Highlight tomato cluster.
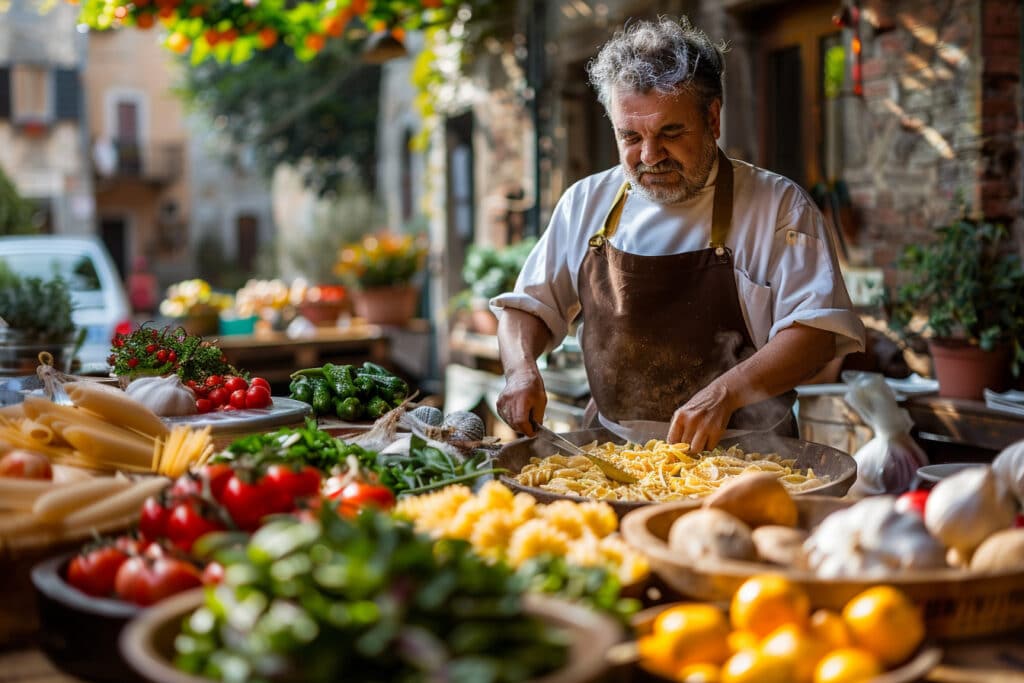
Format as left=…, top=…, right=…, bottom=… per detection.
left=66, top=537, right=204, bottom=606
left=186, top=375, right=272, bottom=413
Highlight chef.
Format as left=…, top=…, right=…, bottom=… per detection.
left=492, top=16, right=865, bottom=452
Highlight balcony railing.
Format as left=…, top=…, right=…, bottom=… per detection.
left=100, top=139, right=185, bottom=184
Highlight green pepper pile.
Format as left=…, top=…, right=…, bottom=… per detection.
left=289, top=361, right=409, bottom=421
left=174, top=509, right=569, bottom=683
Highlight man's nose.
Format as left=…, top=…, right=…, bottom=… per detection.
left=640, top=137, right=666, bottom=166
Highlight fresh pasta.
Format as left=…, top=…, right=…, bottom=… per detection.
left=514, top=440, right=826, bottom=502
left=64, top=381, right=169, bottom=438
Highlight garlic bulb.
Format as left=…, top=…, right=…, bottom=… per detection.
left=992, top=440, right=1024, bottom=506
left=125, top=374, right=197, bottom=417
left=803, top=496, right=946, bottom=578
left=924, top=465, right=1016, bottom=556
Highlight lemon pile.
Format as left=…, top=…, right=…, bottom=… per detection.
left=638, top=574, right=925, bottom=683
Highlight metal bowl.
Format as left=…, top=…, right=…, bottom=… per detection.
left=496, top=427, right=855, bottom=517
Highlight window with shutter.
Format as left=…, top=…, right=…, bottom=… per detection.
left=12, top=64, right=52, bottom=124
left=0, top=68, right=10, bottom=119
left=54, top=68, right=80, bottom=121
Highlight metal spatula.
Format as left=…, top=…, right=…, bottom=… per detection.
left=531, top=419, right=638, bottom=484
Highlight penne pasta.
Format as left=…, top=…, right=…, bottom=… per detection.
left=64, top=381, right=169, bottom=438
left=61, top=476, right=170, bottom=531
left=20, top=419, right=54, bottom=444
left=32, top=476, right=132, bottom=522
left=0, top=477, right=64, bottom=512
left=61, top=424, right=156, bottom=469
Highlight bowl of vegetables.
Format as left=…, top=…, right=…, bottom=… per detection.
left=120, top=509, right=623, bottom=683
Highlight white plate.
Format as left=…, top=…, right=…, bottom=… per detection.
left=162, top=396, right=312, bottom=433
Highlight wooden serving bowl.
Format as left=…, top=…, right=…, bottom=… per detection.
left=621, top=498, right=1024, bottom=639
left=496, top=428, right=856, bottom=517
left=121, top=588, right=623, bottom=683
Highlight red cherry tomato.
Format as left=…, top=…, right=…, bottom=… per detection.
left=224, top=376, right=248, bottom=393
left=195, top=398, right=214, bottom=414
left=165, top=501, right=226, bottom=553
left=265, top=464, right=322, bottom=502
left=250, top=377, right=270, bottom=391
left=114, top=555, right=202, bottom=606
left=0, top=449, right=53, bottom=479
left=169, top=472, right=202, bottom=500
left=326, top=479, right=395, bottom=516
left=204, top=375, right=223, bottom=388
left=208, top=387, right=230, bottom=407
left=896, top=489, right=930, bottom=517
left=220, top=475, right=290, bottom=531
left=229, top=389, right=248, bottom=410
left=66, top=546, right=130, bottom=597
left=200, top=463, right=235, bottom=501
left=139, top=496, right=171, bottom=541
left=245, top=384, right=272, bottom=409
left=201, top=561, right=225, bottom=585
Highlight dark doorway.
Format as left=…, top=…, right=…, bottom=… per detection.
left=100, top=216, right=128, bottom=279
left=445, top=113, right=474, bottom=305
left=236, top=213, right=259, bottom=272
left=563, top=60, right=618, bottom=188
left=766, top=46, right=805, bottom=188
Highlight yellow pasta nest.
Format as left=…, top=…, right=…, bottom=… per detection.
left=397, top=482, right=649, bottom=585
left=515, top=440, right=825, bottom=502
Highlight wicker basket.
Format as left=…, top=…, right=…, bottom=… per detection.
left=620, top=497, right=1024, bottom=639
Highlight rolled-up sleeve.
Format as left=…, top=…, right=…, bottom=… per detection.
left=490, top=198, right=582, bottom=353
left=767, top=207, right=866, bottom=359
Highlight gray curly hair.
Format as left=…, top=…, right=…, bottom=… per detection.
left=586, top=16, right=727, bottom=117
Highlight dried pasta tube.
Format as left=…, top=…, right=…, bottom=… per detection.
left=32, top=476, right=132, bottom=522
left=0, top=477, right=61, bottom=511
left=61, top=476, right=170, bottom=531
left=61, top=425, right=156, bottom=469
left=63, top=382, right=169, bottom=438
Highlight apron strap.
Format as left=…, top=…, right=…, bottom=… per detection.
left=710, top=148, right=733, bottom=250
left=589, top=180, right=630, bottom=248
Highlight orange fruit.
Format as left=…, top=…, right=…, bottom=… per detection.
left=729, top=574, right=811, bottom=637
left=813, top=648, right=882, bottom=683
left=304, top=33, right=325, bottom=52
left=842, top=586, right=924, bottom=666
left=637, top=633, right=680, bottom=679
left=727, top=630, right=760, bottom=654
left=258, top=27, right=278, bottom=49
left=759, top=623, right=830, bottom=683
left=676, top=662, right=721, bottom=682
left=720, top=649, right=790, bottom=683
left=809, top=609, right=852, bottom=651
left=648, top=603, right=732, bottom=667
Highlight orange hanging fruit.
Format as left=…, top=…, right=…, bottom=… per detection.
left=842, top=586, right=924, bottom=667
left=813, top=648, right=882, bottom=683
left=258, top=27, right=278, bottom=48
left=729, top=574, right=811, bottom=638
left=305, top=33, right=326, bottom=52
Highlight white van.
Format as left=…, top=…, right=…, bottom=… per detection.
left=0, top=235, right=132, bottom=373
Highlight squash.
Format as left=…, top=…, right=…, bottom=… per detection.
left=124, top=374, right=197, bottom=417
left=703, top=472, right=798, bottom=528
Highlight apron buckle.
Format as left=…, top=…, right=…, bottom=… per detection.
left=589, top=235, right=605, bottom=248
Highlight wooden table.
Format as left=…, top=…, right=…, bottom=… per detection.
left=904, top=396, right=1024, bottom=455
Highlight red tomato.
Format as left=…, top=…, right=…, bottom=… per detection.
left=165, top=501, right=226, bottom=552
left=0, top=450, right=53, bottom=479
left=138, top=496, right=171, bottom=541
left=66, top=546, right=130, bottom=597
left=201, top=561, right=225, bottom=585
left=224, top=376, right=248, bottom=393
left=169, top=472, right=202, bottom=500
left=327, top=480, right=395, bottom=515
left=245, top=384, right=272, bottom=409
left=200, top=463, right=234, bottom=501
left=895, top=489, right=930, bottom=517
left=114, top=556, right=202, bottom=606
left=195, top=398, right=214, bottom=414
left=250, top=377, right=270, bottom=391
left=265, top=464, right=322, bottom=502
left=229, top=389, right=248, bottom=410
left=221, top=475, right=291, bottom=531
left=208, top=387, right=230, bottom=407
left=204, top=375, right=223, bottom=388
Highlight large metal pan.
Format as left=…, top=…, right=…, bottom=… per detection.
left=496, top=427, right=855, bottom=517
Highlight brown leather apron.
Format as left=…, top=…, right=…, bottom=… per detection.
left=578, top=149, right=796, bottom=436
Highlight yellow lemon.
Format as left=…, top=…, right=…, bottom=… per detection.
left=809, top=609, right=853, bottom=651
left=727, top=629, right=760, bottom=654
left=759, top=623, right=830, bottom=683
left=638, top=633, right=681, bottom=680
left=650, top=603, right=732, bottom=667
left=729, top=574, right=811, bottom=637
left=813, top=648, right=882, bottom=683
left=842, top=586, right=924, bottom=666
left=676, top=662, right=721, bottom=683
left=720, top=649, right=791, bottom=683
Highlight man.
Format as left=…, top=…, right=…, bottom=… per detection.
left=492, top=17, right=865, bottom=452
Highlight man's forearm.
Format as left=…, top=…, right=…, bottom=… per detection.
left=713, top=324, right=836, bottom=411
left=497, top=308, right=554, bottom=377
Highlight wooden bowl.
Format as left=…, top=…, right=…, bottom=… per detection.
left=31, top=552, right=144, bottom=683
left=496, top=428, right=856, bottom=517
left=621, top=498, right=1024, bottom=639
left=629, top=603, right=943, bottom=683
left=121, top=588, right=623, bottom=683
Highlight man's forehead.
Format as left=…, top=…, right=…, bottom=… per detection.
left=609, top=88, right=699, bottom=126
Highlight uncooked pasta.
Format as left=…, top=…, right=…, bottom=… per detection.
left=514, top=440, right=825, bottom=502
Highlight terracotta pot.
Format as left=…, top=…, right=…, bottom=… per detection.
left=928, top=338, right=1012, bottom=400
left=351, top=285, right=419, bottom=326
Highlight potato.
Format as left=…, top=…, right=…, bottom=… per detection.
left=668, top=508, right=756, bottom=563
left=970, top=528, right=1024, bottom=572
left=703, top=472, right=798, bottom=528
left=751, top=525, right=809, bottom=566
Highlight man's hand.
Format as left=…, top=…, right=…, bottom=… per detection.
left=496, top=365, right=547, bottom=436
left=667, top=380, right=736, bottom=453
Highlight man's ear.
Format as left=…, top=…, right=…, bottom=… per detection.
left=708, top=98, right=722, bottom=139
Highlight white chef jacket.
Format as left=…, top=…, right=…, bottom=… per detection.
left=491, top=156, right=866, bottom=361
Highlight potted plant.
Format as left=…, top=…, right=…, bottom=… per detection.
left=885, top=211, right=1024, bottom=399
left=158, top=279, right=234, bottom=337
left=453, top=238, right=537, bottom=335
left=0, top=270, right=79, bottom=375
left=333, top=231, right=427, bottom=326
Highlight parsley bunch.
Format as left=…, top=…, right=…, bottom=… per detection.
left=109, top=324, right=238, bottom=383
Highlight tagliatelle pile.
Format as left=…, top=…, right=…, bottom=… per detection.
left=515, top=440, right=826, bottom=502
left=395, top=481, right=649, bottom=585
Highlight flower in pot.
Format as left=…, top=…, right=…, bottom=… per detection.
left=0, top=271, right=79, bottom=375
left=885, top=213, right=1024, bottom=399
left=158, top=279, right=233, bottom=337
left=333, top=231, right=427, bottom=325
left=452, top=238, right=537, bottom=335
